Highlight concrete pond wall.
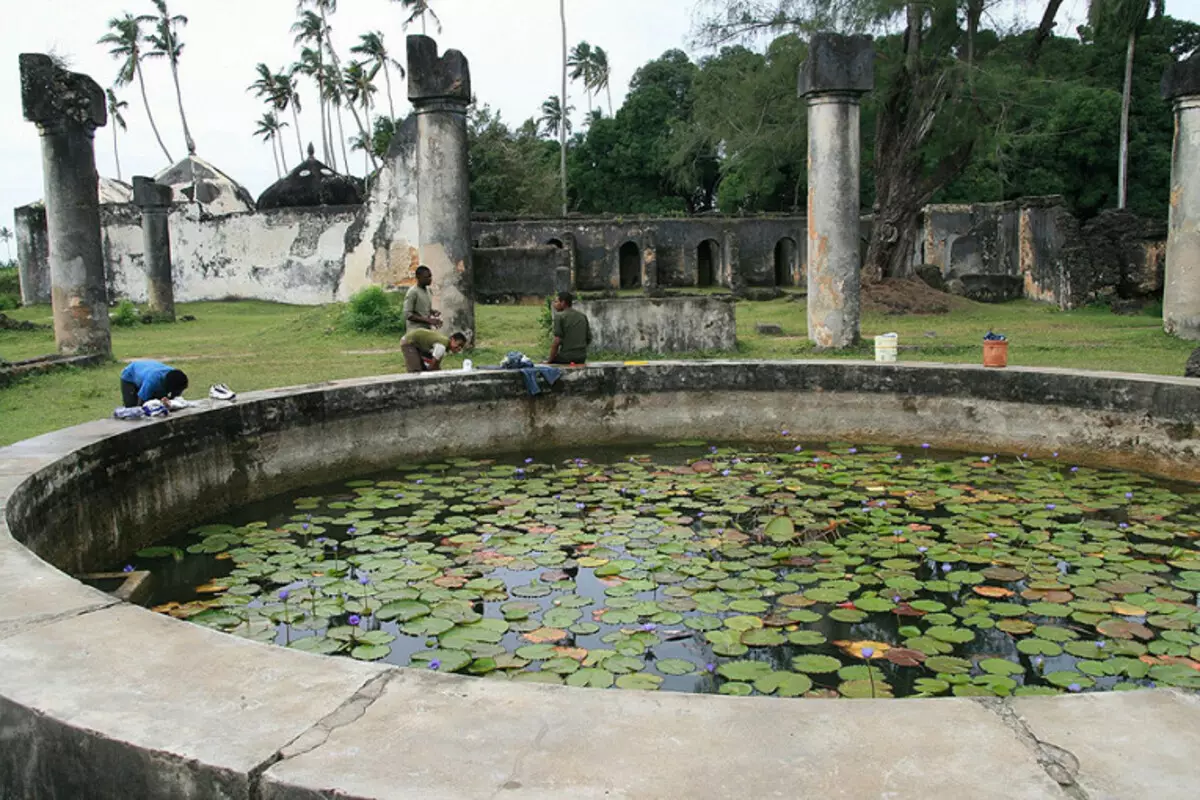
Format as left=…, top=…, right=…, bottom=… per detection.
left=578, top=297, right=737, bottom=353
left=2, top=362, right=1199, bottom=798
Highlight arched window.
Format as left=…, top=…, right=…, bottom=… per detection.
left=697, top=239, right=720, bottom=287
left=619, top=241, right=641, bottom=289
left=774, top=238, right=797, bottom=286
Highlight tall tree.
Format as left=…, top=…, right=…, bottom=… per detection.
left=559, top=0, right=569, bottom=216
left=394, top=0, right=441, bottom=34
left=99, top=14, right=173, bottom=164
left=0, top=227, right=12, bottom=262
left=344, top=61, right=379, bottom=174
left=254, top=111, right=288, bottom=178
left=352, top=31, right=404, bottom=120
left=540, top=95, right=574, bottom=138
left=324, top=63, right=351, bottom=172
left=1089, top=0, right=1159, bottom=209
left=141, top=0, right=196, bottom=155
left=591, top=46, right=613, bottom=115
left=105, top=88, right=130, bottom=182
left=293, top=14, right=331, bottom=163
left=249, top=63, right=304, bottom=162
left=569, top=42, right=595, bottom=112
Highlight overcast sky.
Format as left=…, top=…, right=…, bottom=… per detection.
left=3, top=0, right=1191, bottom=242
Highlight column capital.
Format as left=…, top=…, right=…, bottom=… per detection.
left=20, top=53, right=106, bottom=135
left=798, top=33, right=874, bottom=100
left=407, top=35, right=471, bottom=109
left=132, top=176, right=174, bottom=211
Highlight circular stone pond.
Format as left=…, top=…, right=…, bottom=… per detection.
left=2, top=361, right=1199, bottom=799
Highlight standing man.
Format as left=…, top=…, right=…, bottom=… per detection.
left=548, top=291, right=591, bottom=365
left=400, top=328, right=468, bottom=373
left=404, top=265, right=443, bottom=330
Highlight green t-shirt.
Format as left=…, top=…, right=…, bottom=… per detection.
left=403, top=284, right=434, bottom=329
left=403, top=328, right=450, bottom=355
left=553, top=308, right=591, bottom=362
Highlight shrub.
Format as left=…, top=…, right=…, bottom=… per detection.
left=538, top=295, right=554, bottom=345
left=0, top=265, right=19, bottom=311
left=110, top=299, right=140, bottom=327
left=343, top=286, right=406, bottom=334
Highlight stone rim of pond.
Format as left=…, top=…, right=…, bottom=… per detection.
left=1, top=361, right=1198, bottom=797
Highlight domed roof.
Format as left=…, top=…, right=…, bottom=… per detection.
left=154, top=156, right=255, bottom=216
left=256, top=145, right=365, bottom=211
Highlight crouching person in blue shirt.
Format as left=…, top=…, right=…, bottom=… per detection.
left=120, top=360, right=189, bottom=408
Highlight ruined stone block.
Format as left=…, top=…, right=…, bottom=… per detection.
left=19, top=53, right=105, bottom=131
left=132, top=177, right=173, bottom=210
left=1162, top=51, right=1200, bottom=101
left=798, top=33, right=874, bottom=98
left=407, top=35, right=471, bottom=104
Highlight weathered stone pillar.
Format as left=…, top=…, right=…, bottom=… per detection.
left=14, top=204, right=50, bottom=305
left=19, top=53, right=111, bottom=355
left=1162, top=54, right=1200, bottom=340
left=722, top=230, right=740, bottom=290
left=641, top=232, right=658, bottom=292
left=132, top=176, right=175, bottom=321
left=799, top=34, right=874, bottom=348
left=408, top=36, right=474, bottom=338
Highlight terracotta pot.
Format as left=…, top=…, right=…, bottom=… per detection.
left=983, top=340, right=1008, bottom=368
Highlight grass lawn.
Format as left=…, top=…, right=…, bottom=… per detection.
left=0, top=296, right=1193, bottom=447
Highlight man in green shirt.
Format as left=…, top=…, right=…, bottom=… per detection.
left=404, top=266, right=442, bottom=330
left=401, top=328, right=467, bottom=372
left=548, top=291, right=591, bottom=365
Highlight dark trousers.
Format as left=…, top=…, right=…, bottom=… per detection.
left=120, top=380, right=140, bottom=408
left=401, top=343, right=427, bottom=373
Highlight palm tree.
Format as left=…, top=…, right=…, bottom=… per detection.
left=323, top=63, right=351, bottom=172
left=254, top=112, right=288, bottom=178
left=293, top=14, right=331, bottom=163
left=105, top=88, right=129, bottom=182
left=559, top=0, right=569, bottom=217
left=351, top=31, right=404, bottom=120
left=141, top=0, right=196, bottom=155
left=568, top=42, right=595, bottom=113
left=250, top=64, right=304, bottom=162
left=591, top=46, right=613, bottom=117
left=98, top=14, right=173, bottom=164
left=1089, top=0, right=1160, bottom=209
left=0, top=227, right=13, bottom=263
left=344, top=61, right=379, bottom=173
left=393, top=0, right=441, bottom=35
left=540, top=95, right=573, bottom=139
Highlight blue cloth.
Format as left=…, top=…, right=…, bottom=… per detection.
left=518, top=366, right=562, bottom=396
left=120, top=360, right=176, bottom=403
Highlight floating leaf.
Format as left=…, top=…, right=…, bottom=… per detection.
left=755, top=671, right=813, bottom=697
left=566, top=668, right=614, bottom=688
left=791, top=654, right=842, bottom=673
left=615, top=673, right=663, bottom=691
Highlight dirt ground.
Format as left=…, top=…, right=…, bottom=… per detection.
left=861, top=279, right=973, bottom=315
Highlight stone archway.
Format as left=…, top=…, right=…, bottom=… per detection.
left=619, top=241, right=641, bottom=289
left=547, top=238, right=564, bottom=249
left=697, top=239, right=720, bottom=287
left=775, top=237, right=797, bottom=286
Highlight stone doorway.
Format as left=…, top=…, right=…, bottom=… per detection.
left=619, top=241, right=641, bottom=289
left=697, top=239, right=720, bottom=287
left=774, top=237, right=797, bottom=286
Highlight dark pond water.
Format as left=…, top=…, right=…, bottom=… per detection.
left=120, top=440, right=1200, bottom=698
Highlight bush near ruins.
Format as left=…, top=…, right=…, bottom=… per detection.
left=343, top=286, right=407, bottom=334
left=0, top=265, right=18, bottom=311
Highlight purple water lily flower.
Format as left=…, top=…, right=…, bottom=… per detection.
left=986, top=532, right=998, bottom=540
left=697, top=512, right=705, bottom=518
left=1052, top=452, right=1059, bottom=458
left=1033, top=656, right=1044, bottom=667
left=981, top=456, right=990, bottom=463
left=348, top=614, right=361, bottom=626
left=861, top=647, right=874, bottom=658
left=921, top=443, right=931, bottom=449
left=1119, top=522, right=1129, bottom=529
left=705, top=662, right=716, bottom=673
left=429, top=659, right=441, bottom=670
left=781, top=430, right=790, bottom=436
left=1022, top=452, right=1029, bottom=458
left=516, top=468, right=525, bottom=476
left=812, top=456, right=820, bottom=463
left=524, top=457, right=534, bottom=464
left=640, top=623, right=657, bottom=632
left=347, top=526, right=357, bottom=534
left=415, top=479, right=424, bottom=484
left=123, top=564, right=134, bottom=573
left=721, top=469, right=731, bottom=476
left=359, top=574, right=370, bottom=585
left=917, top=546, right=929, bottom=553
left=848, top=447, right=857, bottom=454
left=316, top=537, right=328, bottom=544
left=576, top=502, right=587, bottom=510
left=895, top=454, right=903, bottom=460
left=1070, top=466, right=1079, bottom=473
left=709, top=446, right=718, bottom=454
left=278, top=589, right=290, bottom=601
left=1045, top=503, right=1056, bottom=510
left=1125, top=491, right=1133, bottom=499
left=941, top=563, right=953, bottom=573
left=1057, top=561, right=1070, bottom=574
left=302, top=523, right=310, bottom=531
left=892, top=595, right=902, bottom=603
left=1067, top=683, right=1082, bottom=693
left=1096, top=640, right=1106, bottom=649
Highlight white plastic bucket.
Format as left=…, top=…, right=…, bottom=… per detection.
left=874, top=333, right=898, bottom=363
left=461, top=359, right=474, bottom=371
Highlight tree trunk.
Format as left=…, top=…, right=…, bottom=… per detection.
left=279, top=133, right=289, bottom=172
left=326, top=100, right=338, bottom=171
left=270, top=135, right=281, bottom=178
left=136, top=62, right=174, bottom=164
left=169, top=58, right=196, bottom=155
left=1027, top=0, right=1067, bottom=66
left=383, top=64, right=396, bottom=120
left=112, top=126, right=123, bottom=182
left=905, top=4, right=922, bottom=75
left=559, top=0, right=569, bottom=217
left=606, top=84, right=613, bottom=116
left=322, top=30, right=378, bottom=171
left=336, top=104, right=350, bottom=174
left=291, top=105, right=304, bottom=162
left=1118, top=30, right=1136, bottom=210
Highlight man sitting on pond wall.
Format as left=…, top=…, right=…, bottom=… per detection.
left=548, top=291, right=590, bottom=365
left=404, top=265, right=443, bottom=330
left=400, top=328, right=467, bottom=373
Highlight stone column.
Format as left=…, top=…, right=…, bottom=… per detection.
left=14, top=204, right=50, bottom=305
left=132, top=177, right=176, bottom=321
left=19, top=53, right=111, bottom=355
left=641, top=232, right=658, bottom=292
left=799, top=34, right=874, bottom=348
left=408, top=36, right=474, bottom=338
left=722, top=230, right=740, bottom=290
left=1162, top=54, right=1200, bottom=340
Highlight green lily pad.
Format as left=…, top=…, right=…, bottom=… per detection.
left=755, top=671, right=813, bottom=697
left=616, top=672, right=664, bottom=690
left=791, top=654, right=842, bottom=673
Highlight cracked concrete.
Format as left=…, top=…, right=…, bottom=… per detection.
left=976, top=698, right=1088, bottom=799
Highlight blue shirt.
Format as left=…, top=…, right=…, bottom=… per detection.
left=120, top=360, right=177, bottom=403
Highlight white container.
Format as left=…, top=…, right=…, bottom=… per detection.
left=461, top=359, right=474, bottom=371
left=874, top=333, right=898, bottom=363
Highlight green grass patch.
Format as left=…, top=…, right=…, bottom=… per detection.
left=0, top=296, right=1192, bottom=446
